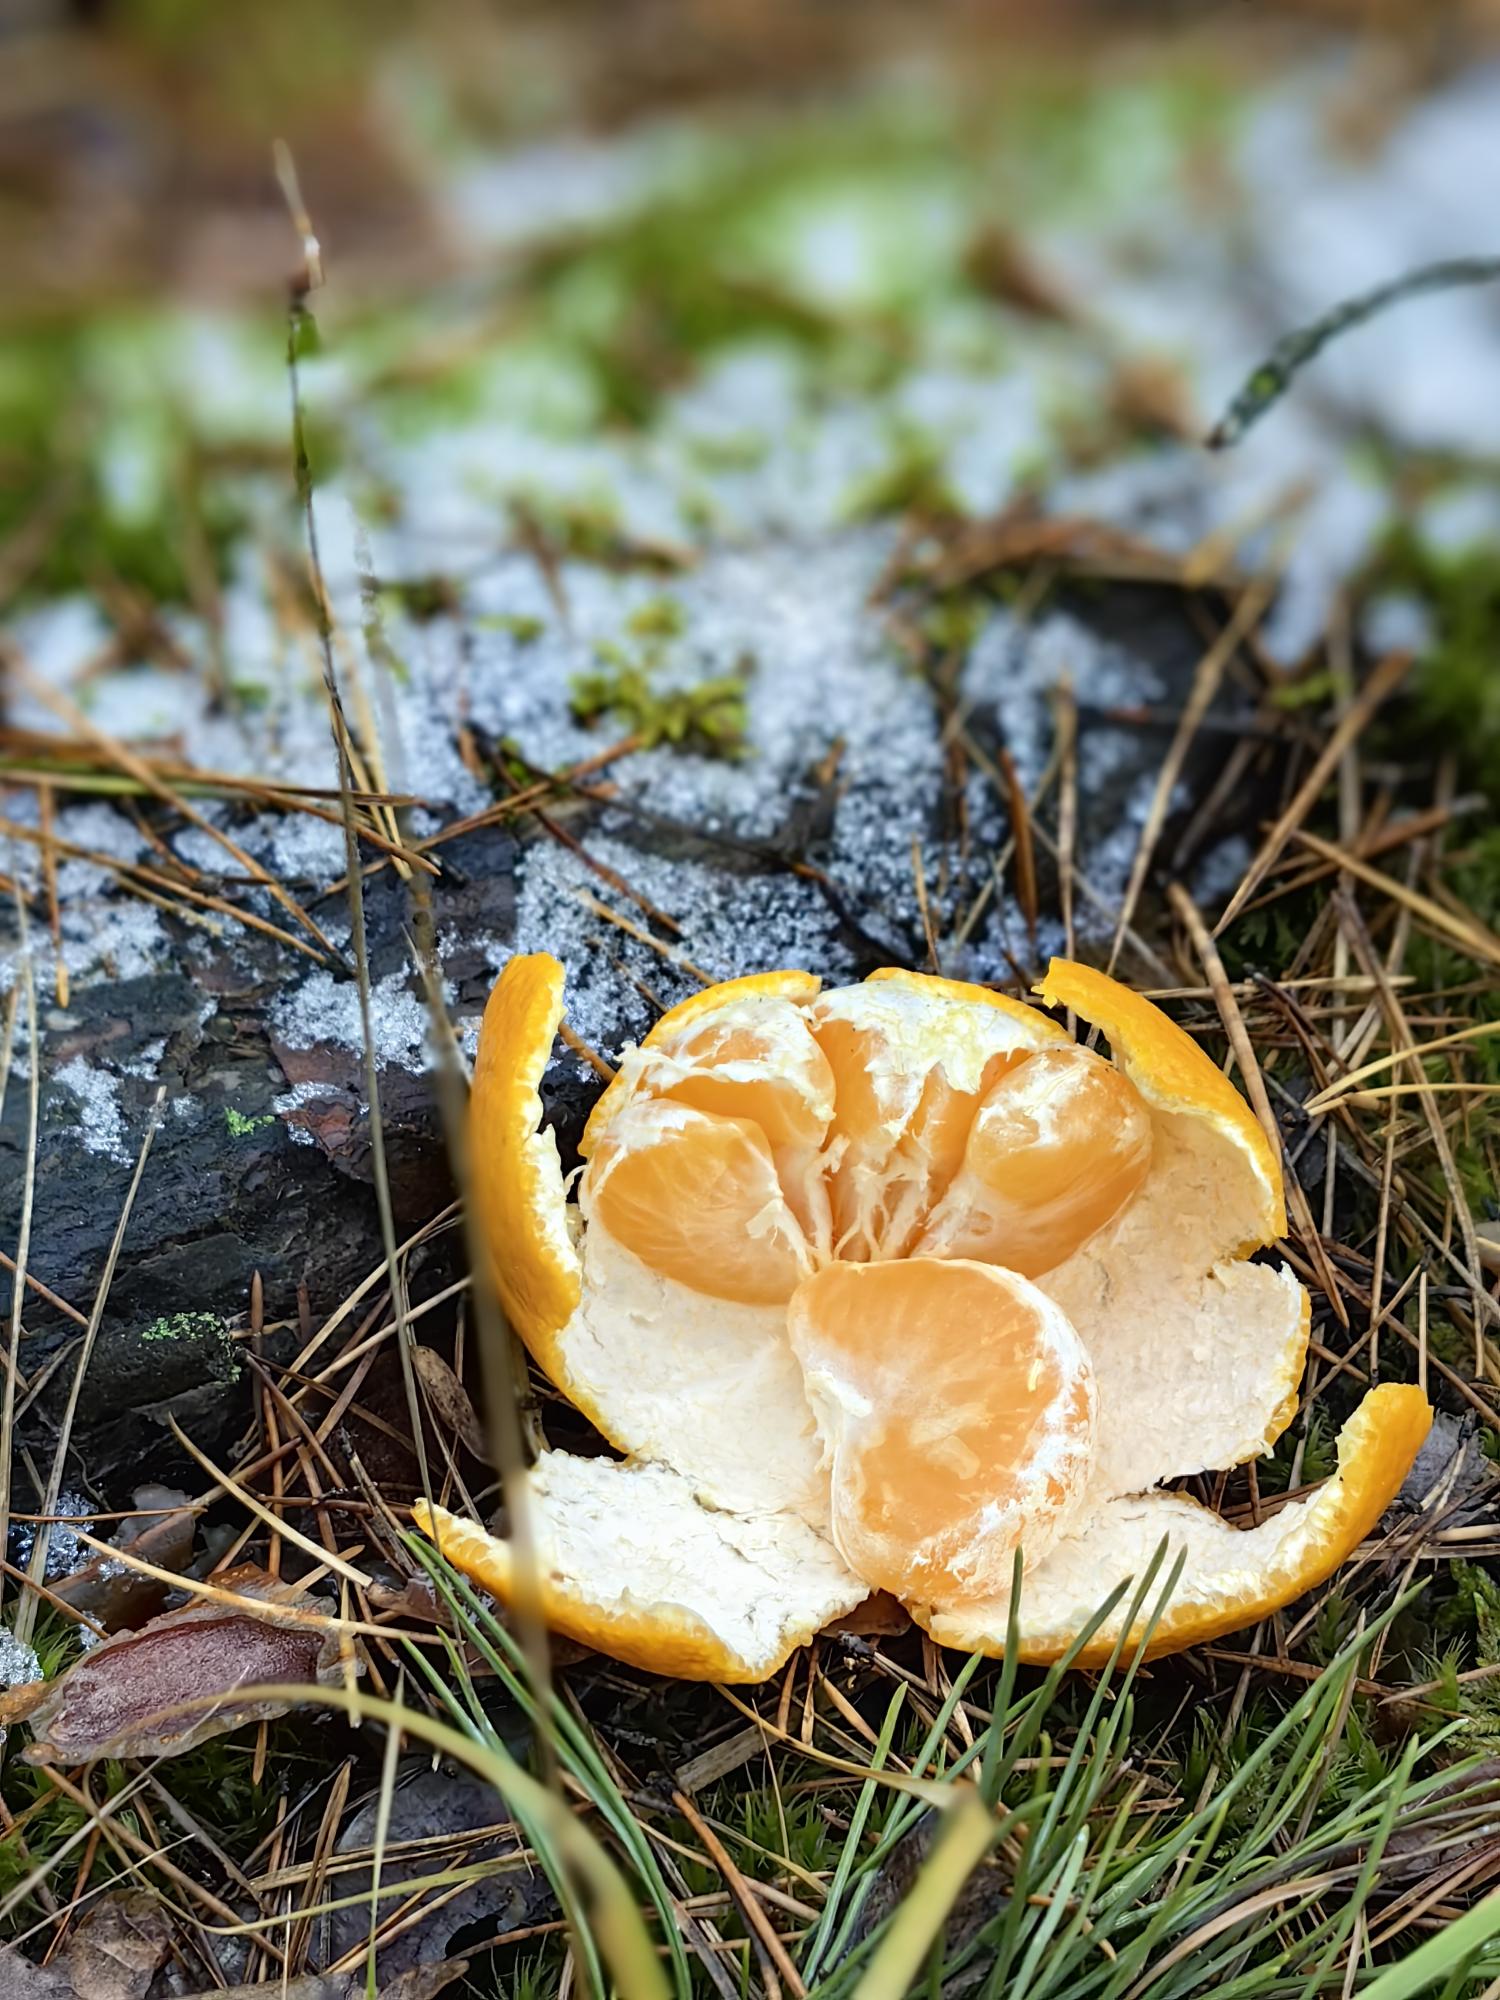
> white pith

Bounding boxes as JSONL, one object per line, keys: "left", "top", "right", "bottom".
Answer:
{"left": 558, "top": 1216, "right": 830, "bottom": 1522}
{"left": 922, "top": 1468, "right": 1352, "bottom": 1656}
{"left": 475, "top": 1452, "right": 867, "bottom": 1678}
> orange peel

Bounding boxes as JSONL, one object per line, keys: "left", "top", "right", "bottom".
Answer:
{"left": 422, "top": 952, "right": 1431, "bottom": 1680}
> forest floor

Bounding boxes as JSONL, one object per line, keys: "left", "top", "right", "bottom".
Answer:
{"left": 2, "top": 4, "right": 1500, "bottom": 1995}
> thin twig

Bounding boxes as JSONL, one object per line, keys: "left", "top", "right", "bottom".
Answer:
{"left": 0, "top": 895, "right": 40, "bottom": 1627}
{"left": 1169, "top": 882, "right": 1349, "bottom": 1325}
{"left": 1208, "top": 256, "right": 1500, "bottom": 447}
{"left": 15, "top": 1086, "right": 165, "bottom": 1647}
{"left": 1214, "top": 651, "right": 1412, "bottom": 934}
{"left": 1109, "top": 572, "right": 1275, "bottom": 974}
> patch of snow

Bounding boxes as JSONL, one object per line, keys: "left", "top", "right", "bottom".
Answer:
{"left": 964, "top": 607, "right": 1166, "bottom": 798}
{"left": 445, "top": 132, "right": 668, "bottom": 250}
{"left": 271, "top": 965, "right": 433, "bottom": 1069}
{"left": 1418, "top": 484, "right": 1500, "bottom": 556}
{"left": 121, "top": 1037, "right": 168, "bottom": 1078}
{"left": 10, "top": 1489, "right": 95, "bottom": 1580}
{"left": 894, "top": 366, "right": 1052, "bottom": 518}
{"left": 54, "top": 801, "right": 152, "bottom": 867}
{"left": 0, "top": 1627, "right": 41, "bottom": 1690}
{"left": 171, "top": 822, "right": 236, "bottom": 874}
{"left": 1235, "top": 64, "right": 1500, "bottom": 456}
{"left": 0, "top": 798, "right": 174, "bottom": 1000}
{"left": 7, "top": 599, "right": 113, "bottom": 721}
{"left": 1361, "top": 592, "right": 1435, "bottom": 659}
{"left": 245, "top": 808, "right": 349, "bottom": 886}
{"left": 53, "top": 1057, "right": 131, "bottom": 1163}
{"left": 513, "top": 835, "right": 850, "bottom": 1053}
{"left": 1191, "top": 834, "right": 1254, "bottom": 907}
{"left": 79, "top": 666, "right": 194, "bottom": 742}
{"left": 270, "top": 1077, "right": 331, "bottom": 1142}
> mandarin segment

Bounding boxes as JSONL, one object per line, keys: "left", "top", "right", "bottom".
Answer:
{"left": 580, "top": 969, "right": 823, "bottom": 1159}
{"left": 582, "top": 1097, "right": 812, "bottom": 1305}
{"left": 650, "top": 1013, "right": 835, "bottom": 1151}
{"left": 811, "top": 1011, "right": 895, "bottom": 1260}
{"left": 787, "top": 1258, "right": 1095, "bottom": 1609}
{"left": 1034, "top": 957, "right": 1284, "bottom": 1243}
{"left": 916, "top": 1045, "right": 1152, "bottom": 1275}
{"left": 634, "top": 997, "right": 837, "bottom": 1252}
{"left": 881, "top": 1049, "right": 1031, "bottom": 1256}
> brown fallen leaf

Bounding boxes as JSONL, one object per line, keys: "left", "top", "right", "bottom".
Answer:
{"left": 366, "top": 1572, "right": 443, "bottom": 1623}
{"left": 64, "top": 1891, "right": 169, "bottom": 2000}
{"left": 410, "top": 1346, "right": 490, "bottom": 1462}
{"left": 324, "top": 1765, "right": 543, "bottom": 1976}
{"left": 0, "top": 1892, "right": 170, "bottom": 2000}
{"left": 1389, "top": 1410, "right": 1497, "bottom": 1530}
{"left": 17, "top": 1567, "right": 356, "bottom": 1764}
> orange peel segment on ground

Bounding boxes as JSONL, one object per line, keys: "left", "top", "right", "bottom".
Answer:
{"left": 420, "top": 951, "right": 1431, "bottom": 1681}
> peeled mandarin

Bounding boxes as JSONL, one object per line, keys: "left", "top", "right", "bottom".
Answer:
{"left": 582, "top": 1098, "right": 811, "bottom": 1305}
{"left": 787, "top": 1258, "right": 1095, "bottom": 1607}
{"left": 915, "top": 1046, "right": 1151, "bottom": 1275}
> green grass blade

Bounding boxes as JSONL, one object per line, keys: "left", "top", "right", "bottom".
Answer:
{"left": 803, "top": 1681, "right": 908, "bottom": 1983}
{"left": 1358, "top": 1889, "right": 1500, "bottom": 2000}
{"left": 407, "top": 1541, "right": 694, "bottom": 2000}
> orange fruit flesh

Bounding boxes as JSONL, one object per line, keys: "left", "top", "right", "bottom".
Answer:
{"left": 594, "top": 1018, "right": 1155, "bottom": 1294}
{"left": 584, "top": 1103, "right": 809, "bottom": 1305}
{"left": 915, "top": 1046, "right": 1152, "bottom": 1275}
{"left": 655, "top": 1021, "right": 834, "bottom": 1151}
{"left": 647, "top": 1018, "right": 835, "bottom": 1248}
{"left": 787, "top": 1259, "right": 1094, "bottom": 1605}
{"left": 881, "top": 1051, "right": 1030, "bottom": 1257}
{"left": 813, "top": 1023, "right": 1027, "bottom": 1259}
{"left": 810, "top": 1014, "right": 890, "bottom": 1259}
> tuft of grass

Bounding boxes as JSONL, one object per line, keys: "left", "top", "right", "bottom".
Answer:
{"left": 570, "top": 657, "right": 750, "bottom": 757}
{"left": 842, "top": 425, "right": 962, "bottom": 524}
{"left": 0, "top": 1759, "right": 134, "bottom": 1914}
{"left": 475, "top": 611, "right": 547, "bottom": 643}
{"left": 384, "top": 1535, "right": 1500, "bottom": 2000}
